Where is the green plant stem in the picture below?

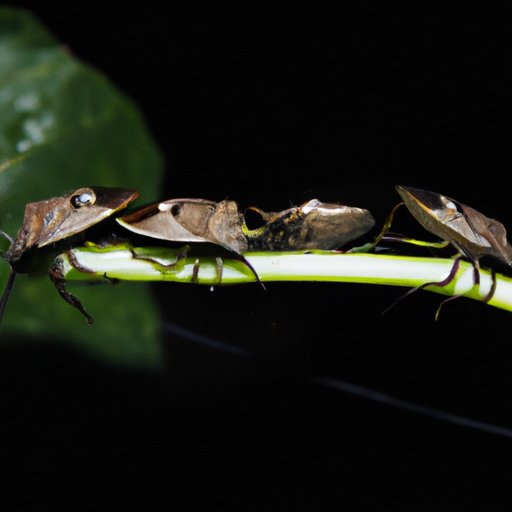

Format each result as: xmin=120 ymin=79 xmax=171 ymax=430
xmin=53 ymin=244 xmax=512 ymax=313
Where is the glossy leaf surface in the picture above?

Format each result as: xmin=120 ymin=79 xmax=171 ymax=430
xmin=0 ymin=8 xmax=164 ymax=369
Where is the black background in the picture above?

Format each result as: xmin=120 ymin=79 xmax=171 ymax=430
xmin=3 ymin=4 xmax=512 ymax=509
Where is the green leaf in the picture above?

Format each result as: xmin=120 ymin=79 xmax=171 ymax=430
xmin=0 ymin=8 xmax=165 ymax=369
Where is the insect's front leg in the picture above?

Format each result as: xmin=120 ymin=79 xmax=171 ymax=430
xmin=49 ymin=255 xmax=94 ymax=326
xmin=368 ymin=200 xmax=451 ymax=253
xmin=367 ymin=201 xmax=405 ymax=251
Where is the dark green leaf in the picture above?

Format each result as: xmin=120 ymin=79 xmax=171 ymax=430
xmin=0 ymin=8 xmax=165 ymax=369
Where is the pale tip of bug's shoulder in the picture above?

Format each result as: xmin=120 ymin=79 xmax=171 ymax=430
xmin=158 ymin=202 xmax=173 ymax=212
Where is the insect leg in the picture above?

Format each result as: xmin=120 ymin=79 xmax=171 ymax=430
xmin=0 ymin=229 xmax=14 ymax=246
xmin=382 ymin=255 xmax=463 ymax=317
xmin=365 ymin=201 xmax=405 ymax=251
xmin=382 ymin=235 xmax=450 ymax=250
xmin=128 ymin=245 xmax=196 ymax=280
xmin=482 ymin=268 xmax=497 ymax=303
xmin=215 ymin=257 xmax=223 ymax=284
xmin=433 ymin=257 xmax=495 ymax=319
xmin=369 ymin=201 xmax=450 ymax=252
xmin=128 ymin=245 xmax=190 ymax=269
xmin=209 ymin=257 xmax=225 ymax=291
xmin=48 ymin=265 xmax=94 ymax=326
xmin=191 ymin=258 xmax=200 ymax=283
xmin=469 ymin=257 xmax=481 ymax=286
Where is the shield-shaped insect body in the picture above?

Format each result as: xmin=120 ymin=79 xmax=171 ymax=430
xmin=379 ymin=185 xmax=512 ymax=316
xmin=117 ymin=197 xmax=376 ymax=253
xmin=116 ymin=197 xmax=258 ymax=286
xmin=1 ymin=186 xmax=139 ymax=324
xmin=245 ymin=199 xmax=375 ymax=251
xmin=4 ymin=186 xmax=139 ymax=264
xmin=117 ymin=196 xmax=376 ymax=289
xmin=116 ymin=198 xmax=248 ymax=254
xmin=396 ymin=185 xmax=512 ymax=267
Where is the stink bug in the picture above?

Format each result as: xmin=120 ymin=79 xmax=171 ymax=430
xmin=116 ymin=198 xmax=248 ymax=253
xmin=116 ymin=196 xmax=375 ymax=285
xmin=116 ymin=197 xmax=257 ymax=285
xmin=378 ymin=185 xmax=512 ymax=315
xmin=117 ymin=197 xmax=375 ymax=252
xmin=244 ymin=199 xmax=375 ymax=251
xmin=395 ymin=185 xmax=512 ymax=270
xmin=1 ymin=186 xmax=139 ymax=324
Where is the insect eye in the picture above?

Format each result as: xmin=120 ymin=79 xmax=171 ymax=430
xmin=70 ymin=189 xmax=96 ymax=208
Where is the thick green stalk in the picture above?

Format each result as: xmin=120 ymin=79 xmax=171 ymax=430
xmin=52 ymin=243 xmax=512 ymax=314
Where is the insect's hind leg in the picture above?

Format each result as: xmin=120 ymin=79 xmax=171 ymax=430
xmin=482 ymin=268 xmax=497 ymax=303
xmin=382 ymin=255 xmax=464 ymax=318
